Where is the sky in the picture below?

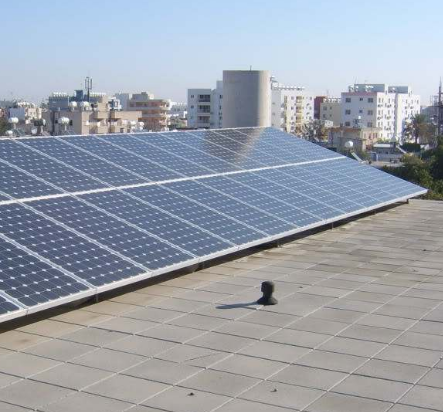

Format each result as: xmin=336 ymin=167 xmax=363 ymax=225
xmin=1 ymin=0 xmax=443 ymax=105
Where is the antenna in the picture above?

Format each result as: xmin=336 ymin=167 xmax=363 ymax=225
xmin=438 ymin=77 xmax=442 ymax=136
xmin=85 ymin=76 xmax=93 ymax=102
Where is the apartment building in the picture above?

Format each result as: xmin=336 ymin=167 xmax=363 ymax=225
xmin=320 ymin=98 xmax=341 ymax=126
xmin=125 ymin=92 xmax=171 ymax=132
xmin=271 ymin=79 xmax=314 ymax=134
xmin=187 ymin=81 xmax=223 ymax=129
xmin=43 ymin=94 xmax=141 ymax=135
xmin=341 ymin=84 xmax=420 ymax=140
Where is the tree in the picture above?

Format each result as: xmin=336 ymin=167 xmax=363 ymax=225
xmin=403 ymin=114 xmax=435 ymax=144
xmin=0 ymin=117 xmax=8 ymax=136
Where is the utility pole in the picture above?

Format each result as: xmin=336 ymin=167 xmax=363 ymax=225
xmin=438 ymin=78 xmax=443 ymax=136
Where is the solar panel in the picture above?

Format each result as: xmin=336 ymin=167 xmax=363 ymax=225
xmin=0 ymin=127 xmax=426 ymax=322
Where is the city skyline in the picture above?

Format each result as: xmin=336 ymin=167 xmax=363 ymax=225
xmin=2 ymin=0 xmax=442 ymax=104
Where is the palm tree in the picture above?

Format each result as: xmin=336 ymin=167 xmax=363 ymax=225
xmin=404 ymin=114 xmax=432 ymax=144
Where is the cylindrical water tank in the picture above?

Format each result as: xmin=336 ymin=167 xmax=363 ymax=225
xmin=222 ymin=70 xmax=271 ymax=128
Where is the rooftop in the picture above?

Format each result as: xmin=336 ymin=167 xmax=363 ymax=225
xmin=0 ymin=199 xmax=442 ymax=412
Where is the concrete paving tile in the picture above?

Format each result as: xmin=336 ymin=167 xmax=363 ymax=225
xmin=332 ymin=374 xmax=411 ymax=402
xmin=424 ymin=309 xmax=443 ymax=322
xmin=239 ymin=340 xmax=310 ymax=363
xmin=390 ymin=296 xmax=440 ymax=309
xmin=110 ymin=292 xmax=165 ymax=307
xmin=105 ymin=335 xmax=176 ymax=357
xmin=17 ymin=319 xmax=83 ymax=338
xmin=197 ymin=281 xmax=251 ymax=295
xmin=295 ymin=350 xmax=367 ymax=373
xmin=180 ymin=289 xmax=231 ymax=303
xmin=355 ymin=359 xmax=429 ymax=384
xmin=215 ymin=321 xmax=278 ymax=339
xmin=288 ymin=317 xmax=347 ymax=335
xmin=152 ymin=297 xmax=208 ymax=312
xmin=41 ymin=391 xmax=131 ymax=412
xmin=390 ymin=405 xmax=438 ymax=412
xmin=32 ymin=363 xmax=112 ymax=390
xmin=60 ymin=327 xmax=127 ymax=346
xmin=0 ymin=373 xmax=21 ymax=389
xmin=270 ymin=364 xmax=347 ymax=390
xmin=240 ymin=380 xmax=323 ymax=410
xmin=265 ymin=329 xmax=330 ymax=348
xmin=138 ymin=324 xmax=203 ymax=343
xmin=300 ymin=285 xmax=349 ymax=298
xmin=180 ymin=369 xmax=259 ymax=397
xmin=410 ymin=320 xmax=443 ymax=336
xmin=168 ymin=313 xmax=228 ymax=331
xmin=50 ymin=309 xmax=113 ymax=326
xmin=155 ymin=344 xmax=227 ymax=367
xmin=210 ymin=354 xmax=284 ymax=379
xmin=326 ymin=299 xmax=382 ymax=313
xmin=0 ymin=352 xmax=60 ymax=378
xmin=310 ymin=308 xmax=364 ymax=323
xmin=374 ymin=304 xmax=429 ymax=320
xmin=93 ymin=317 xmax=158 ymax=334
xmin=394 ymin=331 xmax=443 ymax=351
xmin=124 ymin=358 xmax=202 ymax=384
xmin=240 ymin=310 xmax=296 ymax=327
xmin=356 ymin=314 xmax=416 ymax=330
xmin=143 ymin=386 xmax=229 ymax=412
xmin=0 ymin=330 xmax=50 ymax=351
xmin=0 ymin=380 xmax=73 ymax=409
xmin=339 ymin=324 xmax=402 ymax=343
xmin=136 ymin=284 xmax=189 ymax=298
xmin=375 ymin=344 xmax=442 ymax=367
xmin=123 ymin=306 xmax=183 ymax=322
xmin=0 ymin=402 xmax=33 ymax=411
xmin=318 ymin=337 xmax=385 ymax=357
xmin=215 ymin=399 xmax=292 ymax=412
xmin=86 ymin=374 xmax=169 ymax=404
xmin=417 ymin=368 xmax=443 ymax=388
xmin=194 ymin=305 xmax=256 ymax=320
xmin=305 ymin=392 xmax=392 ymax=412
xmin=24 ymin=339 xmax=94 ymax=361
xmin=72 ymin=348 xmax=145 ymax=372
xmin=82 ymin=300 xmax=140 ymax=316
xmin=187 ymin=332 xmax=254 ymax=352
xmin=399 ymin=385 xmax=443 ymax=411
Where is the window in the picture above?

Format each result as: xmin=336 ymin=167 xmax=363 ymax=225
xmin=345 ymin=109 xmax=351 ymax=115
xmin=367 ymin=122 xmax=373 ymax=127
xmin=368 ymin=110 xmax=373 ymax=115
xmin=368 ymin=98 xmax=374 ymax=103
xmin=191 ymin=95 xmax=194 ymax=98
xmin=359 ymin=109 xmax=363 ymax=114
xmin=345 ymin=97 xmax=351 ymax=103
xmin=345 ymin=121 xmax=351 ymax=127
xmin=359 ymin=97 xmax=363 ymax=101
xmin=190 ymin=105 xmax=194 ymax=109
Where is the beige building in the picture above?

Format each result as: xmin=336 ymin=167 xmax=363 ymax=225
xmin=125 ymin=92 xmax=171 ymax=132
xmin=329 ymin=126 xmax=382 ymax=153
xmin=43 ymin=95 xmax=141 ymax=135
xmin=320 ymin=98 xmax=341 ymax=126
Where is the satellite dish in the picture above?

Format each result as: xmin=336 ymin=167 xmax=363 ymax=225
xmin=31 ymin=128 xmax=38 ymax=135
xmin=5 ymin=130 xmax=14 ymax=137
xmin=345 ymin=140 xmax=354 ymax=149
xmin=59 ymin=117 xmax=70 ymax=125
xmin=8 ymin=117 xmax=19 ymax=124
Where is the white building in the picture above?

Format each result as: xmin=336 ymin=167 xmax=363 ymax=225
xmin=341 ymin=84 xmax=420 ymax=141
xmin=8 ymin=101 xmax=42 ymax=124
xmin=320 ymin=98 xmax=341 ymax=126
xmin=188 ymin=81 xmax=223 ymax=129
xmin=270 ymin=78 xmax=314 ymax=134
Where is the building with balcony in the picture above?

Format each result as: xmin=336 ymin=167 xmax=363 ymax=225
xmin=187 ymin=81 xmax=223 ymax=129
xmin=341 ymin=84 xmax=420 ymax=141
xmin=125 ymin=92 xmax=171 ymax=132
xmin=271 ymin=78 xmax=314 ymax=134
xmin=43 ymin=94 xmax=141 ymax=136
xmin=320 ymin=98 xmax=341 ymax=126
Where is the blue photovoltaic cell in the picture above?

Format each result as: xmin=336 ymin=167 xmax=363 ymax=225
xmin=166 ymin=180 xmax=295 ymax=236
xmin=0 ymin=161 xmax=62 ymax=199
xmin=0 ymin=140 xmax=104 ymax=192
xmin=0 ymin=203 xmax=144 ymax=287
xmin=0 ymin=127 xmax=426 ymax=321
xmin=32 ymin=196 xmax=193 ymax=270
xmin=64 ymin=136 xmax=182 ymax=182
xmin=127 ymin=185 xmax=264 ymax=245
xmin=0 ymin=237 xmax=89 ymax=307
xmin=104 ymin=134 xmax=211 ymax=177
xmin=22 ymin=138 xmax=144 ymax=187
xmin=82 ymin=190 xmax=233 ymax=257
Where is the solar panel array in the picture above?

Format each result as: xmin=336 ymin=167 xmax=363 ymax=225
xmin=0 ymin=127 xmax=426 ymax=322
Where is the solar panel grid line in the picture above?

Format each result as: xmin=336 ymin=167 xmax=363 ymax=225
xmin=177 ymin=178 xmax=299 ymax=230
xmin=14 ymin=200 xmax=155 ymax=274
xmin=131 ymin=184 xmax=270 ymax=237
xmin=0 ymin=230 xmax=94 ymax=310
